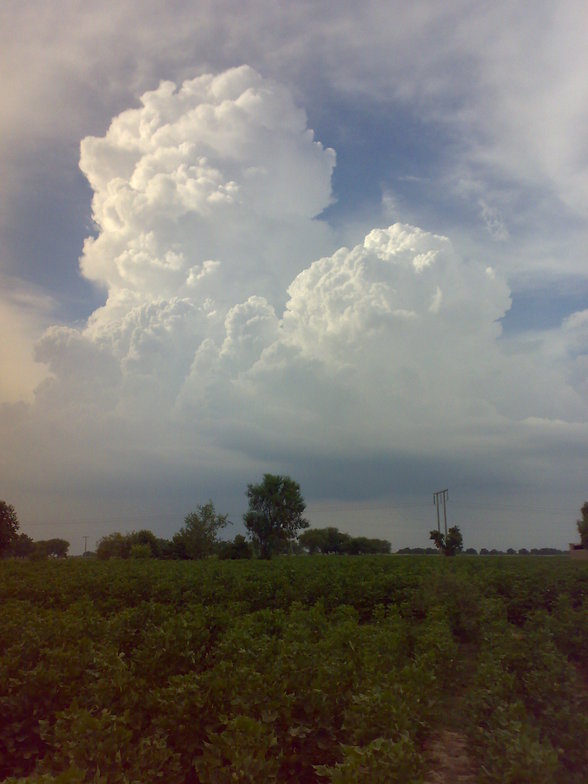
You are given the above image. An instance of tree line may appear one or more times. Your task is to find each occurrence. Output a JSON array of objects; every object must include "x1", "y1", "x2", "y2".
[
  {"x1": 3, "y1": 491, "x2": 586, "y2": 561},
  {"x1": 0, "y1": 500, "x2": 70, "y2": 558},
  {"x1": 95, "y1": 474, "x2": 391, "y2": 560}
]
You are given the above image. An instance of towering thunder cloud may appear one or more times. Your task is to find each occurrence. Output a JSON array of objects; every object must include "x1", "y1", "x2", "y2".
[
  {"x1": 34, "y1": 67, "x2": 588, "y2": 450},
  {"x1": 3, "y1": 66, "x2": 586, "y2": 547}
]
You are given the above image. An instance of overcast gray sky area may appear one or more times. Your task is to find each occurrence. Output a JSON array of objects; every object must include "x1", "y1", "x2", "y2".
[{"x1": 1, "y1": 1, "x2": 587, "y2": 553}]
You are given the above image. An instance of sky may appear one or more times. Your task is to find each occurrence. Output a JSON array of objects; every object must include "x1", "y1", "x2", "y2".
[{"x1": 1, "y1": 1, "x2": 587, "y2": 553}]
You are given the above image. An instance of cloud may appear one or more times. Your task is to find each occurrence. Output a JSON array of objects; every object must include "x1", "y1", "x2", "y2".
[
  {"x1": 30, "y1": 68, "x2": 336, "y2": 422},
  {"x1": 2, "y1": 62, "x2": 588, "y2": 549},
  {"x1": 0, "y1": 277, "x2": 52, "y2": 403},
  {"x1": 20, "y1": 69, "x2": 588, "y2": 459},
  {"x1": 180, "y1": 223, "x2": 517, "y2": 459},
  {"x1": 78, "y1": 66, "x2": 335, "y2": 319}
]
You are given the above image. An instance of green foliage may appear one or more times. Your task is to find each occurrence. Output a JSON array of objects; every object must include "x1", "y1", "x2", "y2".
[
  {"x1": 129, "y1": 543, "x2": 152, "y2": 559},
  {"x1": 96, "y1": 532, "x2": 132, "y2": 560},
  {"x1": 0, "y1": 500, "x2": 19, "y2": 556},
  {"x1": 244, "y1": 474, "x2": 308, "y2": 559},
  {"x1": 7, "y1": 533, "x2": 35, "y2": 558},
  {"x1": 429, "y1": 525, "x2": 463, "y2": 556},
  {"x1": 33, "y1": 539, "x2": 70, "y2": 559},
  {"x1": 218, "y1": 534, "x2": 253, "y2": 560},
  {"x1": 299, "y1": 527, "x2": 391, "y2": 555},
  {"x1": 0, "y1": 556, "x2": 587, "y2": 782},
  {"x1": 173, "y1": 501, "x2": 229, "y2": 559},
  {"x1": 316, "y1": 735, "x2": 421, "y2": 783},
  {"x1": 345, "y1": 536, "x2": 391, "y2": 555},
  {"x1": 194, "y1": 716, "x2": 279, "y2": 783},
  {"x1": 577, "y1": 501, "x2": 588, "y2": 548},
  {"x1": 299, "y1": 526, "x2": 348, "y2": 554},
  {"x1": 129, "y1": 529, "x2": 160, "y2": 557},
  {"x1": 97, "y1": 530, "x2": 165, "y2": 560}
]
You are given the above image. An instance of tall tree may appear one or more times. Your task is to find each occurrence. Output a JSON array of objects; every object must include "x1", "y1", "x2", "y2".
[
  {"x1": 173, "y1": 501, "x2": 229, "y2": 559},
  {"x1": 244, "y1": 474, "x2": 308, "y2": 559},
  {"x1": 430, "y1": 525, "x2": 463, "y2": 556},
  {"x1": 577, "y1": 502, "x2": 588, "y2": 548},
  {"x1": 0, "y1": 501, "x2": 20, "y2": 557},
  {"x1": 7, "y1": 533, "x2": 34, "y2": 558}
]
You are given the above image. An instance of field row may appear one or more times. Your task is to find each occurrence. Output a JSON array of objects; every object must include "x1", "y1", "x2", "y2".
[{"x1": 1, "y1": 557, "x2": 587, "y2": 782}]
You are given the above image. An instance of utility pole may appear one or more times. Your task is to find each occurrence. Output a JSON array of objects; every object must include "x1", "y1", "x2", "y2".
[
  {"x1": 433, "y1": 490, "x2": 449, "y2": 536},
  {"x1": 83, "y1": 536, "x2": 89, "y2": 555}
]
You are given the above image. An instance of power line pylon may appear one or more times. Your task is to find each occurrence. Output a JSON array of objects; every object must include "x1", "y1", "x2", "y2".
[{"x1": 433, "y1": 489, "x2": 449, "y2": 536}]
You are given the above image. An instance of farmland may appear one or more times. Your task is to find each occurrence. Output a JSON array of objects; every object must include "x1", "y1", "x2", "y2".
[{"x1": 1, "y1": 556, "x2": 587, "y2": 783}]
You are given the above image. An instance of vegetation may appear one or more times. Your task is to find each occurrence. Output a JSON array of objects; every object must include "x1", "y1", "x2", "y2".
[
  {"x1": 0, "y1": 555, "x2": 586, "y2": 783},
  {"x1": 299, "y1": 526, "x2": 390, "y2": 555},
  {"x1": 218, "y1": 534, "x2": 253, "y2": 560},
  {"x1": 31, "y1": 539, "x2": 70, "y2": 559},
  {"x1": 244, "y1": 474, "x2": 308, "y2": 559},
  {"x1": 430, "y1": 525, "x2": 464, "y2": 557},
  {"x1": 6, "y1": 533, "x2": 35, "y2": 558},
  {"x1": 577, "y1": 501, "x2": 588, "y2": 548},
  {"x1": 172, "y1": 502, "x2": 230, "y2": 560},
  {"x1": 0, "y1": 501, "x2": 19, "y2": 557}
]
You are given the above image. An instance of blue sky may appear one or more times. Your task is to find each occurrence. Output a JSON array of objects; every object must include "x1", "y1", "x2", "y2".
[{"x1": 1, "y1": 1, "x2": 587, "y2": 552}]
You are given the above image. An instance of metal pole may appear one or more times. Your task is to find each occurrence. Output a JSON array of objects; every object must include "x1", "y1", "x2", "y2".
[{"x1": 433, "y1": 490, "x2": 449, "y2": 536}]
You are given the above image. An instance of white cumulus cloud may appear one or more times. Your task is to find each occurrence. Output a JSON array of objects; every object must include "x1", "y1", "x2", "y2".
[{"x1": 3, "y1": 64, "x2": 588, "y2": 547}]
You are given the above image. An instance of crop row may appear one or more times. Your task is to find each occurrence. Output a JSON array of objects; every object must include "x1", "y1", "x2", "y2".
[{"x1": 1, "y1": 557, "x2": 587, "y2": 782}]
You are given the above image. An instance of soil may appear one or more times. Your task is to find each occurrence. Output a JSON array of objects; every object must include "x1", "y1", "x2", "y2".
[{"x1": 422, "y1": 728, "x2": 478, "y2": 783}]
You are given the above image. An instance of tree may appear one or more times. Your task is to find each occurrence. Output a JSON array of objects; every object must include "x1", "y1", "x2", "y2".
[
  {"x1": 46, "y1": 538, "x2": 69, "y2": 558},
  {"x1": 298, "y1": 528, "x2": 326, "y2": 554},
  {"x1": 97, "y1": 532, "x2": 132, "y2": 560},
  {"x1": 173, "y1": 501, "x2": 229, "y2": 559},
  {"x1": 577, "y1": 502, "x2": 588, "y2": 548},
  {"x1": 33, "y1": 539, "x2": 70, "y2": 559},
  {"x1": 130, "y1": 543, "x2": 152, "y2": 559},
  {"x1": 298, "y1": 526, "x2": 351, "y2": 554},
  {"x1": 344, "y1": 535, "x2": 391, "y2": 555},
  {"x1": 129, "y1": 529, "x2": 160, "y2": 557},
  {"x1": 218, "y1": 534, "x2": 253, "y2": 560},
  {"x1": 429, "y1": 525, "x2": 463, "y2": 556},
  {"x1": 244, "y1": 474, "x2": 308, "y2": 559},
  {"x1": 0, "y1": 500, "x2": 20, "y2": 557},
  {"x1": 7, "y1": 533, "x2": 35, "y2": 558}
]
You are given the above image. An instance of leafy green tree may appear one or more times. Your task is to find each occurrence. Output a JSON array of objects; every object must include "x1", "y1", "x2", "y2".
[
  {"x1": 0, "y1": 500, "x2": 20, "y2": 557},
  {"x1": 577, "y1": 502, "x2": 588, "y2": 548},
  {"x1": 32, "y1": 539, "x2": 70, "y2": 559},
  {"x1": 244, "y1": 474, "x2": 308, "y2": 559},
  {"x1": 322, "y1": 527, "x2": 352, "y2": 554},
  {"x1": 46, "y1": 538, "x2": 69, "y2": 557},
  {"x1": 218, "y1": 534, "x2": 253, "y2": 560},
  {"x1": 429, "y1": 525, "x2": 463, "y2": 556},
  {"x1": 129, "y1": 529, "x2": 160, "y2": 557},
  {"x1": 7, "y1": 532, "x2": 35, "y2": 558},
  {"x1": 173, "y1": 501, "x2": 229, "y2": 559},
  {"x1": 97, "y1": 532, "x2": 132, "y2": 560},
  {"x1": 298, "y1": 526, "x2": 351, "y2": 554},
  {"x1": 155, "y1": 537, "x2": 175, "y2": 559},
  {"x1": 298, "y1": 528, "x2": 328, "y2": 554},
  {"x1": 344, "y1": 536, "x2": 391, "y2": 555},
  {"x1": 130, "y1": 543, "x2": 152, "y2": 559}
]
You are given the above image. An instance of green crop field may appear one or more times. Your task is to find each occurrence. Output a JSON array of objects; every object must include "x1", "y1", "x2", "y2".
[{"x1": 1, "y1": 556, "x2": 587, "y2": 783}]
